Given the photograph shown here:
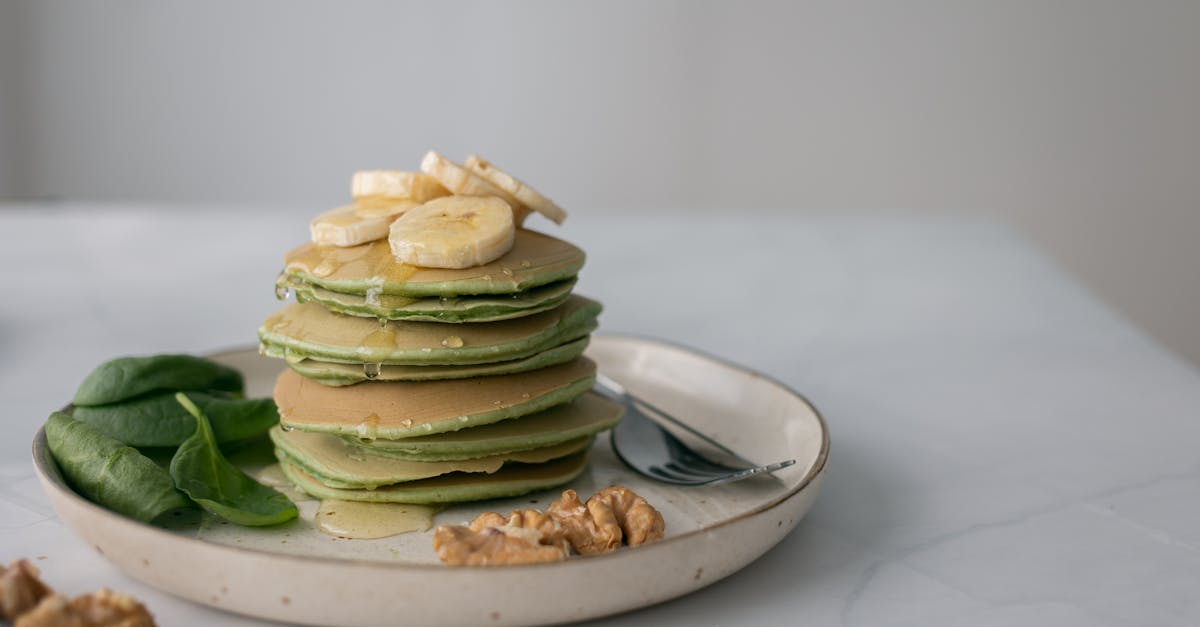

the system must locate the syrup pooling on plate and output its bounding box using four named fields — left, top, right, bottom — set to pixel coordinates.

left=315, top=500, right=439, bottom=539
